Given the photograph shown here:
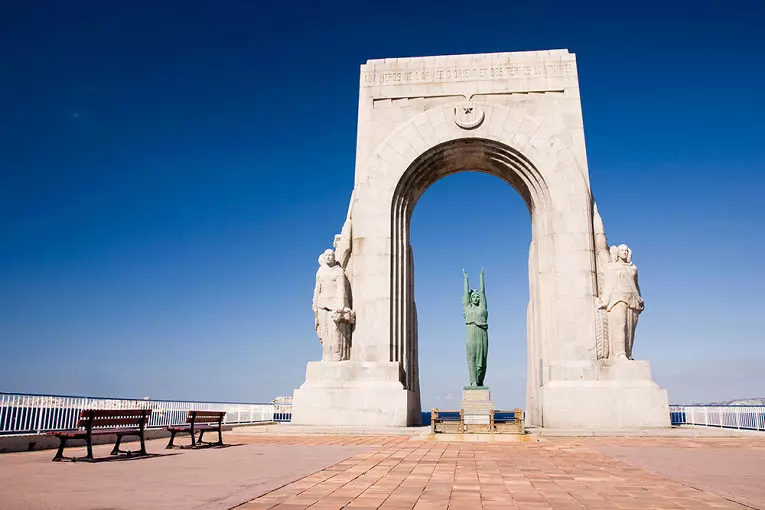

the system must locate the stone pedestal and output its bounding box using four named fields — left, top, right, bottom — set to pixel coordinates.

left=541, top=359, right=671, bottom=429
left=461, top=388, right=494, bottom=430
left=291, top=361, right=416, bottom=426
left=599, top=359, right=654, bottom=382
